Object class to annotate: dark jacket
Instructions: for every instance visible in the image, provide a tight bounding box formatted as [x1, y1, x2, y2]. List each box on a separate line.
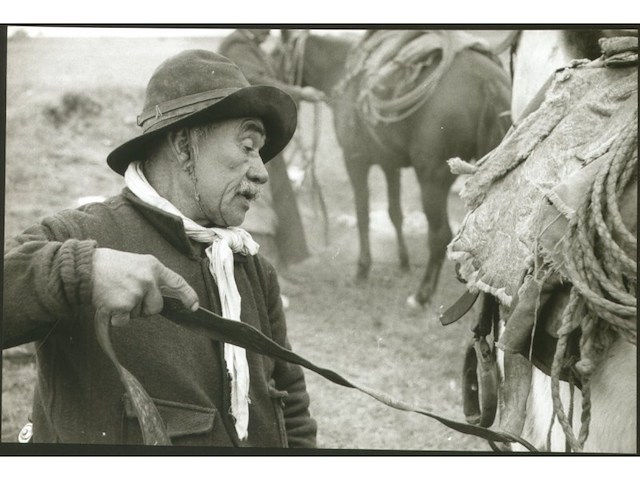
[2, 189, 317, 448]
[218, 30, 283, 86]
[218, 30, 309, 267]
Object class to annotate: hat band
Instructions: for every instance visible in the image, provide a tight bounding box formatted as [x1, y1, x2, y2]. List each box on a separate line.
[137, 87, 242, 133]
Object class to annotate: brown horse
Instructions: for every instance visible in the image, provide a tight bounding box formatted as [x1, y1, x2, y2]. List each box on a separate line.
[277, 30, 512, 306]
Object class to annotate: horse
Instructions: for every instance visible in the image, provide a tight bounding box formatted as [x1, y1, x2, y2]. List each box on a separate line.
[455, 29, 638, 453]
[508, 30, 604, 120]
[276, 30, 512, 306]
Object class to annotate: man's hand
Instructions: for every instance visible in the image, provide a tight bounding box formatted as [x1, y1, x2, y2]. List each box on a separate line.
[92, 248, 199, 327]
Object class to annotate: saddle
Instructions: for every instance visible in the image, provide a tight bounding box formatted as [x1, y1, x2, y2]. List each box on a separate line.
[340, 30, 496, 125]
[444, 36, 638, 441]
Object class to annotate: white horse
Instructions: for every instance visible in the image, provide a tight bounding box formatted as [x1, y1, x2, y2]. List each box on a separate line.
[511, 30, 578, 120]
[499, 29, 637, 453]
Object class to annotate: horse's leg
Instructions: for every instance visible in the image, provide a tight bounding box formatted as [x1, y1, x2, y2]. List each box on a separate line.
[345, 154, 372, 281]
[409, 173, 453, 306]
[382, 166, 409, 272]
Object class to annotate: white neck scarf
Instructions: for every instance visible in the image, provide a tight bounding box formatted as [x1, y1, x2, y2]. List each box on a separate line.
[124, 161, 258, 440]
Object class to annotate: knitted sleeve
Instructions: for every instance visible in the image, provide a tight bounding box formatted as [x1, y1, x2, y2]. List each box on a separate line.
[265, 263, 318, 448]
[2, 217, 97, 348]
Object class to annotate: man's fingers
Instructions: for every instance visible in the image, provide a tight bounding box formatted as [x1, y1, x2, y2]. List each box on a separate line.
[157, 264, 199, 311]
[92, 249, 199, 317]
[142, 287, 164, 317]
[130, 303, 143, 319]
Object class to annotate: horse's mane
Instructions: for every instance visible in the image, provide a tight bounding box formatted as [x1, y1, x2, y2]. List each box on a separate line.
[562, 30, 606, 60]
[562, 29, 638, 60]
[298, 32, 355, 93]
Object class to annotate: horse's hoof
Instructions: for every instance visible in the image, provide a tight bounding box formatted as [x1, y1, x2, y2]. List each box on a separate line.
[356, 267, 369, 283]
[406, 294, 424, 310]
[354, 275, 368, 286]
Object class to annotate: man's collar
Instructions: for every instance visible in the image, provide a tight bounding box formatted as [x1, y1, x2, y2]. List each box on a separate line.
[123, 187, 198, 256]
[122, 188, 248, 263]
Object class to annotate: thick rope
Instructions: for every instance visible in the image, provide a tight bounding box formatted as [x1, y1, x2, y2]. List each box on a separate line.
[567, 381, 575, 452]
[548, 117, 638, 452]
[338, 31, 492, 125]
[363, 31, 457, 124]
[545, 409, 556, 451]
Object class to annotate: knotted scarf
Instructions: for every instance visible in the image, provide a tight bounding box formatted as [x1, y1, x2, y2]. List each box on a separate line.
[124, 160, 258, 440]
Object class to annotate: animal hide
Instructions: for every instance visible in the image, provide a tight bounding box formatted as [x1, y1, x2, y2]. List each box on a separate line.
[447, 47, 638, 309]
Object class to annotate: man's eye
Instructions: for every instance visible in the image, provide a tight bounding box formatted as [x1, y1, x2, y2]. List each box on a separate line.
[242, 139, 257, 152]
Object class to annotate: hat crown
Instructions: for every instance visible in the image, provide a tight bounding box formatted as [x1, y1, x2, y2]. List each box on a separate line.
[142, 50, 250, 114]
[107, 49, 297, 175]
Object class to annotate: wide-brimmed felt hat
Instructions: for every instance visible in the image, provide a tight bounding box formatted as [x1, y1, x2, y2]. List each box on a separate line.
[107, 49, 297, 175]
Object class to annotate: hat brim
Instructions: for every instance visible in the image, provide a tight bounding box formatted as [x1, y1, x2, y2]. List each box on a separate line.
[107, 85, 297, 175]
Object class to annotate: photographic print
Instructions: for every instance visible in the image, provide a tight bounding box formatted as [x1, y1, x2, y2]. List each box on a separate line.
[2, 24, 637, 455]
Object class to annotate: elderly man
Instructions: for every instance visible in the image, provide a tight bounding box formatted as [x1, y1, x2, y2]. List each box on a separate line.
[218, 29, 324, 279]
[3, 50, 317, 447]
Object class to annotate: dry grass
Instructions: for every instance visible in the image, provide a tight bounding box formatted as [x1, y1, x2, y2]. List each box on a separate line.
[2, 32, 505, 451]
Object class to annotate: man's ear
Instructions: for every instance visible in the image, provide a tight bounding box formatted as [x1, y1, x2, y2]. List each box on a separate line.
[167, 129, 191, 169]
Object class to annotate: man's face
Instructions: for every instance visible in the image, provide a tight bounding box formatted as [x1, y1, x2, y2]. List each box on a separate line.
[190, 117, 268, 227]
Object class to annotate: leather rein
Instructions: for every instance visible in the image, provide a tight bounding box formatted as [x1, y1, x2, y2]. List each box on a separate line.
[97, 297, 538, 451]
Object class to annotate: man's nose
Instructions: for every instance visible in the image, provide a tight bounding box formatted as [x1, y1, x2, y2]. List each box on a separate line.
[247, 155, 269, 185]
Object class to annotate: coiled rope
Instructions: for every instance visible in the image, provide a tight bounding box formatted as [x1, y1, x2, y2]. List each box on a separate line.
[359, 31, 458, 124]
[549, 115, 638, 452]
[334, 31, 493, 125]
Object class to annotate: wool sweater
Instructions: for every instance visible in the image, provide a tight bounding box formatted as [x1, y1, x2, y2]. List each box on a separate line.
[2, 188, 317, 448]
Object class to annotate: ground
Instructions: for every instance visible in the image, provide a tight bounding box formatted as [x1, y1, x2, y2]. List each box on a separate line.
[2, 30, 509, 450]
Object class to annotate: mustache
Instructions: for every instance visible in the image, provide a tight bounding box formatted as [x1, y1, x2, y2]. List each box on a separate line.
[237, 181, 262, 201]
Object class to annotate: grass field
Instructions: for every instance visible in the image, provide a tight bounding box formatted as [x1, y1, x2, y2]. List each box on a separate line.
[2, 30, 511, 450]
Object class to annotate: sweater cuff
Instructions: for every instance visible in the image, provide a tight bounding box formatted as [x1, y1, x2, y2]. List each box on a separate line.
[57, 239, 97, 307]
